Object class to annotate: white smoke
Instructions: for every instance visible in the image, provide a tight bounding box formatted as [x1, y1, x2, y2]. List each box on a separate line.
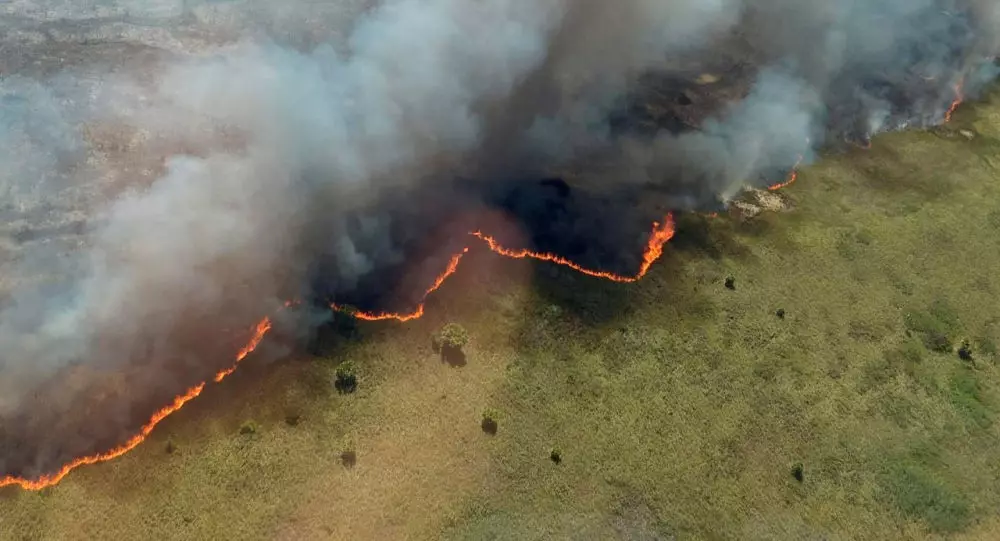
[0, 0, 997, 476]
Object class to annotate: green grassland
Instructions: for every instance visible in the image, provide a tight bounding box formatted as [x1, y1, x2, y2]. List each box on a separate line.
[4, 90, 1000, 540]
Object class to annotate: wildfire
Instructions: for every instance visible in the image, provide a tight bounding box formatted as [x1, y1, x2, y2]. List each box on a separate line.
[945, 77, 965, 123]
[331, 248, 469, 322]
[215, 317, 273, 383]
[471, 214, 676, 283]
[2, 215, 679, 491]
[768, 155, 805, 191]
[0, 383, 208, 491]
[0, 64, 980, 492]
[0, 315, 277, 491]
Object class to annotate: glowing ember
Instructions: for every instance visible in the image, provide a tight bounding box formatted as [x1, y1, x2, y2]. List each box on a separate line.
[331, 248, 469, 322]
[0, 315, 277, 491]
[471, 214, 675, 283]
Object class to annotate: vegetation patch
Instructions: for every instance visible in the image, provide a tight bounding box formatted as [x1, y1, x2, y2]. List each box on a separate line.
[885, 462, 971, 533]
[904, 299, 963, 353]
[335, 360, 359, 394]
[481, 408, 500, 436]
[948, 369, 993, 429]
[434, 323, 471, 367]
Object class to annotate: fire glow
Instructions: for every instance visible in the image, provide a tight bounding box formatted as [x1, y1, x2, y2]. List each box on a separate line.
[0, 316, 274, 491]
[472, 214, 676, 284]
[1, 82, 972, 488]
[331, 248, 469, 322]
[0, 213, 682, 490]
[945, 77, 966, 123]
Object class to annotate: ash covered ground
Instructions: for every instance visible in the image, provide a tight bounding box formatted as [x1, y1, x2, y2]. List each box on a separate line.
[1, 0, 998, 480]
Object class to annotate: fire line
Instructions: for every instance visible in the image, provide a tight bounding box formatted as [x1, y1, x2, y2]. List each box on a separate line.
[331, 248, 469, 321]
[0, 63, 978, 491]
[471, 214, 676, 284]
[1, 103, 960, 488]
[0, 315, 277, 491]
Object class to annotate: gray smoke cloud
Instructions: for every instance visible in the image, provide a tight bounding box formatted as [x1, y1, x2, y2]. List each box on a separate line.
[1, 0, 998, 479]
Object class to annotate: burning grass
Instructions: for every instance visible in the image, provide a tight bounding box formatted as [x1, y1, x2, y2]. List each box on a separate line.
[5, 90, 1000, 540]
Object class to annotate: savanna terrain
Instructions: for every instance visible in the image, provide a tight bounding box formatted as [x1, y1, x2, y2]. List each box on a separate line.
[3, 89, 1000, 541]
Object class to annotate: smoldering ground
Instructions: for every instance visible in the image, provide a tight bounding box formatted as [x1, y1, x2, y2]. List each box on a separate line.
[0, 0, 997, 480]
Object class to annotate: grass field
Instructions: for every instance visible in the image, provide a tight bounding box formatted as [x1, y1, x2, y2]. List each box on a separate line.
[3, 89, 1000, 540]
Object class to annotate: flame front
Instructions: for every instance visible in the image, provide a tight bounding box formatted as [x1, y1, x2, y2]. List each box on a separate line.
[0, 315, 276, 491]
[215, 317, 273, 383]
[471, 214, 676, 283]
[0, 143, 828, 492]
[331, 248, 469, 322]
[1, 214, 678, 491]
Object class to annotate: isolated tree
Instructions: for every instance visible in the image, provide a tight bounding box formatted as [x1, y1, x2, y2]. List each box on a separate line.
[434, 323, 470, 366]
[437, 323, 470, 350]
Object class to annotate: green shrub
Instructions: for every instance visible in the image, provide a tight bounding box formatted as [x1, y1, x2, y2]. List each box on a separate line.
[958, 339, 973, 361]
[888, 464, 970, 533]
[550, 447, 562, 464]
[949, 370, 992, 429]
[437, 323, 470, 350]
[481, 408, 500, 435]
[791, 462, 804, 482]
[239, 420, 258, 435]
[335, 360, 358, 394]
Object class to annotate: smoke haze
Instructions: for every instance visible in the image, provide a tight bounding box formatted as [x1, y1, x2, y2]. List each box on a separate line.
[1, 0, 997, 478]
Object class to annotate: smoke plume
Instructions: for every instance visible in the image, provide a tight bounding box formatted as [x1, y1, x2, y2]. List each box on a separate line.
[1, 0, 997, 480]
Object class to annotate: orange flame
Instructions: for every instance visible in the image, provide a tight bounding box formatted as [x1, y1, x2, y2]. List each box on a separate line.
[331, 248, 469, 322]
[471, 214, 675, 283]
[0, 382, 208, 491]
[945, 77, 965, 124]
[215, 317, 273, 383]
[768, 155, 804, 191]
[0, 315, 277, 491]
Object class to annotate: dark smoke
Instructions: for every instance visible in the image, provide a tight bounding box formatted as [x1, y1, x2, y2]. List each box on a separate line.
[1, 0, 997, 479]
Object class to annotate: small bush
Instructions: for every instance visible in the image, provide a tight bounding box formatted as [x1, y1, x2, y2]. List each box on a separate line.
[437, 323, 470, 350]
[435, 324, 470, 367]
[481, 408, 499, 435]
[775, 308, 786, 319]
[791, 462, 804, 482]
[239, 420, 258, 435]
[958, 340, 973, 362]
[550, 448, 562, 465]
[724, 276, 736, 290]
[340, 450, 357, 468]
[335, 360, 358, 394]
